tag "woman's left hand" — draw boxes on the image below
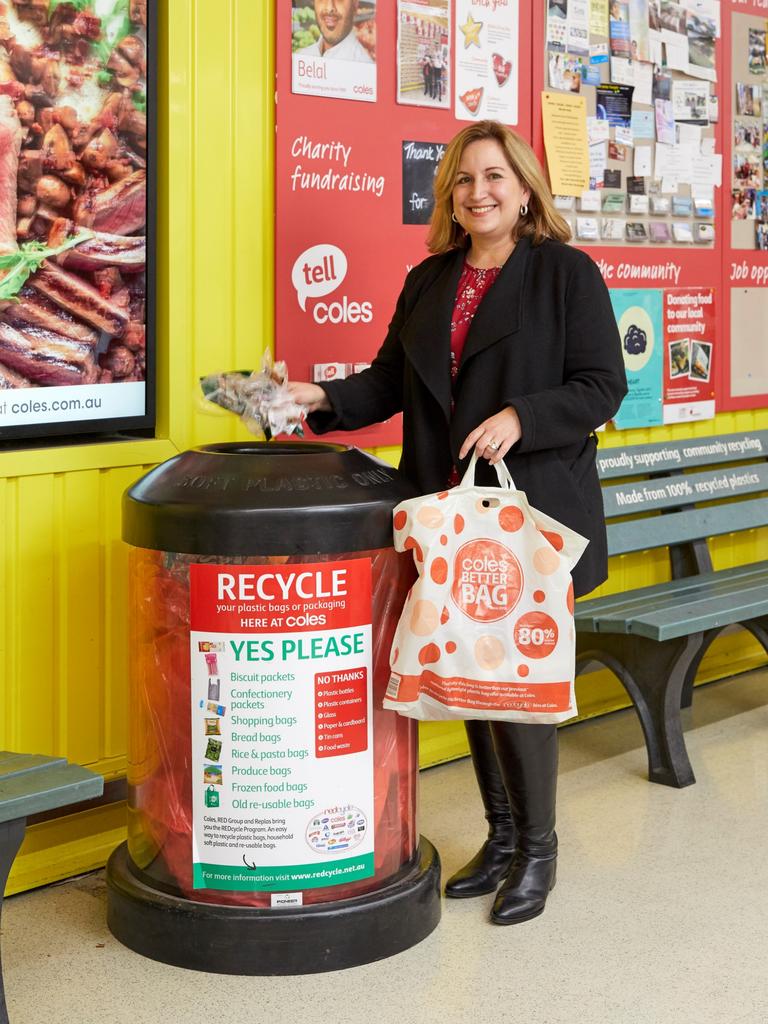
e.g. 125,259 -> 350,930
459,407 -> 522,465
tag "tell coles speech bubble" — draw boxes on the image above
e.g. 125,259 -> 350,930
291,244 -> 348,311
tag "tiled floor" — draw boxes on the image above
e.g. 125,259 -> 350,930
4,668 -> 768,1024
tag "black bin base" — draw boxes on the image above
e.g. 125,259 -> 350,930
106,839 -> 441,975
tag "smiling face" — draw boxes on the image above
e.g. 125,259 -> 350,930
313,0 -> 358,49
451,138 -> 531,248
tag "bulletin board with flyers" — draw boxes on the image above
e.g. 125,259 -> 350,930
534,0 -> 726,426
275,0 -> 768,446
275,1 -> 532,447
534,0 -> 768,419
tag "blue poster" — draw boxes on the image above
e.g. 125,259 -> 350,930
610,289 -> 664,429
629,109 -> 655,139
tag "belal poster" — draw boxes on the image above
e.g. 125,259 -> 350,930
454,0 -> 519,124
610,289 -> 664,429
190,560 -> 374,894
292,0 -> 377,102
397,0 -> 450,109
662,288 -> 716,423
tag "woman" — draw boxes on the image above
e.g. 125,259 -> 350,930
430,45 -> 444,102
288,120 -> 626,925
421,41 -> 433,99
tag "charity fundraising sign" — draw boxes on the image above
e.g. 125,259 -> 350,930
190,559 -> 374,895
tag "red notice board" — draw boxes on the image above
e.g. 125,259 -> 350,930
720,0 -> 768,411
276,0 -> 768,441
275,2 -> 533,448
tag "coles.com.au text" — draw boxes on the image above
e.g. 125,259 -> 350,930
0,381 -> 144,428
0,394 -> 103,419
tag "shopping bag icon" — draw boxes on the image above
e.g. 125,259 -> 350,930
205,785 -> 220,808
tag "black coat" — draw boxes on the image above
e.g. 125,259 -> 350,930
308,237 -> 627,597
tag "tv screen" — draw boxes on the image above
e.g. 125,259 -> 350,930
0,0 -> 154,444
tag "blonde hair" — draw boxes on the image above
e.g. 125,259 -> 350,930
427,121 -> 571,253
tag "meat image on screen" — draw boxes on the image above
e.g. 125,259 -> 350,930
0,0 -> 148,390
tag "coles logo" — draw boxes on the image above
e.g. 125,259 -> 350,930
451,539 -> 523,622
291,243 -> 373,325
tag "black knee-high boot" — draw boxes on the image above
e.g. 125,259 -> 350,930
445,720 -> 517,898
488,722 -> 558,925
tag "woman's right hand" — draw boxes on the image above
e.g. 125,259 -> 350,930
286,381 -> 332,413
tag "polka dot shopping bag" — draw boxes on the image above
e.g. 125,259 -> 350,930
385,453 -> 588,723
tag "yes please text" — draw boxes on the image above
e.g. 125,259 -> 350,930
229,635 -> 365,662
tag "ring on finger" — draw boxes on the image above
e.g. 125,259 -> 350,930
487,440 -> 500,450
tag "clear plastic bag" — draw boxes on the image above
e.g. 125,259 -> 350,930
200,353 -> 305,439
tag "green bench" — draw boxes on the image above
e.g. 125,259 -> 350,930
575,430 -> 768,788
0,752 -> 103,1024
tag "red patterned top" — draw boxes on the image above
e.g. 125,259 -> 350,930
450,262 -> 501,390
447,261 -> 502,486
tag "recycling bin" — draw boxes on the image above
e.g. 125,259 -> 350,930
106,442 -> 441,974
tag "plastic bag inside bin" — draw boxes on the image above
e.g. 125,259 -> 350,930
127,545 -> 418,907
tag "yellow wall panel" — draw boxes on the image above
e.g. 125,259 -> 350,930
58,470 -> 104,766
191,7 -> 235,428
101,465 -> 148,766
0,477 -> 17,748
0,480 -> 9,743
232,2 -> 275,380
160,0 -> 275,450
5,803 -> 128,898
14,476 -> 57,755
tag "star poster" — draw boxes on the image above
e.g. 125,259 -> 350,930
454,0 -> 519,123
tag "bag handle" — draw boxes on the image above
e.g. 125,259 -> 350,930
458,451 -> 516,490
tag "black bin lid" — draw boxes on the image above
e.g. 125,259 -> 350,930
123,441 -> 417,556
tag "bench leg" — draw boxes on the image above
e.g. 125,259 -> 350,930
577,632 -> 704,788
680,618 -> 768,709
0,818 -> 26,1024
744,616 -> 768,657
680,627 -> 720,709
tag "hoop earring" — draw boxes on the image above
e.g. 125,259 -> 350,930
520,204 -> 528,216
451,212 -> 458,223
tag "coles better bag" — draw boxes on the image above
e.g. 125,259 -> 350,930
384,453 -> 588,724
